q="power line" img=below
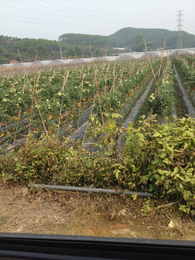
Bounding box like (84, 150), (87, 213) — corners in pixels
(1, 3), (123, 23)
(8, 0), (174, 20)
(39, 0), (171, 18)
(184, 19), (195, 30)
(39, 0), (141, 16)
(0, 14), (176, 40)
(0, 16), (113, 32)
(176, 11), (195, 34)
(0, 12), (114, 30)
(1, 3), (174, 32)
(62, 0), (151, 12)
(0, 3), (162, 27)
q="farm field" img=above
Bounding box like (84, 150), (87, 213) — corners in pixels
(0, 55), (195, 239)
(0, 58), (160, 151)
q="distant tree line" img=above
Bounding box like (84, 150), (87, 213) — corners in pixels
(0, 27), (195, 64)
(0, 36), (107, 64)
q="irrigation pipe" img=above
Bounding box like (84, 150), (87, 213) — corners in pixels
(28, 184), (153, 198)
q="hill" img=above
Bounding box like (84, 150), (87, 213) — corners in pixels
(58, 33), (112, 48)
(59, 27), (195, 50)
(109, 27), (195, 49)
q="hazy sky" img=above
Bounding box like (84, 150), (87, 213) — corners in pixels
(1, 0), (195, 40)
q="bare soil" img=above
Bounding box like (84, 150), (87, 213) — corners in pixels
(0, 180), (195, 241)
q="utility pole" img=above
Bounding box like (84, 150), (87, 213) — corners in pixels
(176, 10), (184, 49)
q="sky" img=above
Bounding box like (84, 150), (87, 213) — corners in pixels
(1, 0), (195, 41)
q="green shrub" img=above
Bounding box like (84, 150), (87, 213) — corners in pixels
(1, 116), (195, 215)
(124, 115), (195, 215)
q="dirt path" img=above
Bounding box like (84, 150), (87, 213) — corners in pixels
(0, 181), (195, 240)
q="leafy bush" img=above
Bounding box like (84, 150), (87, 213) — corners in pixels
(124, 115), (195, 215)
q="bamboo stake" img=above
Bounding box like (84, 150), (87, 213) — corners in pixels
(77, 73), (86, 129)
(110, 64), (117, 93)
(29, 51), (38, 135)
(57, 70), (70, 139)
(157, 38), (167, 81)
(34, 98), (48, 136)
(143, 39), (159, 90)
(90, 46), (107, 126)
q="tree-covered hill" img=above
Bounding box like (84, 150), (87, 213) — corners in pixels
(59, 27), (195, 50)
(109, 27), (195, 49)
(58, 33), (112, 48)
(0, 36), (62, 64)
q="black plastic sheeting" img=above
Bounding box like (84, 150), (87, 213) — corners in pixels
(173, 65), (195, 118)
(0, 233), (195, 260)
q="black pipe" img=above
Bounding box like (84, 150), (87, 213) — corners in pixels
(28, 184), (153, 198)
